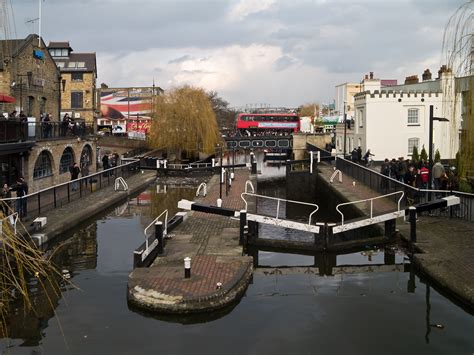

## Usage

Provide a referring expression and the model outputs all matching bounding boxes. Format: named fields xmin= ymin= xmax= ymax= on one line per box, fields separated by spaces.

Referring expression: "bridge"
xmin=223 ymin=134 xmax=292 ymax=150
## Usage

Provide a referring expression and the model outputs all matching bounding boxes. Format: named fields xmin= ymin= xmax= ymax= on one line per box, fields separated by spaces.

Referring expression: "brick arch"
xmin=80 ymin=144 xmax=93 ymax=167
xmin=59 ymin=146 xmax=76 ymax=174
xmin=32 ymin=150 xmax=55 ymax=180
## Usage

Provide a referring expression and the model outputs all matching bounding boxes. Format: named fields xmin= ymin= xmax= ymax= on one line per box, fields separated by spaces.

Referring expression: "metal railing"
xmin=196 ymin=183 xmax=207 ymax=197
xmin=245 ymin=180 xmax=255 ymax=193
xmin=335 ymin=156 xmax=474 ymax=222
xmin=336 ymin=191 xmax=404 ymax=225
xmin=114 ymin=177 xmax=129 ymax=191
xmin=0 ymin=160 xmax=141 ymax=222
xmin=0 ymin=120 xmax=94 ymax=143
xmin=0 ymin=212 xmax=19 ymax=235
xmin=241 ymin=192 xmax=319 ymax=225
xmin=144 ymin=209 xmax=168 ymax=240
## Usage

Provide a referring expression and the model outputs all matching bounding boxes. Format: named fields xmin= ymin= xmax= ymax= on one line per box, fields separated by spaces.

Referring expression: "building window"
xmin=27 ymin=96 xmax=34 ymax=117
xmin=71 ymin=92 xmax=83 ymax=109
xmin=59 ymin=147 xmax=75 ymax=174
xmin=33 ymin=151 xmax=53 ymax=179
xmin=407 ymin=108 xmax=419 ymax=125
xmin=71 ymin=72 xmax=83 ymax=81
xmin=40 ymin=97 xmax=46 ymax=114
xmin=61 ymin=49 xmax=68 ymax=56
xmin=408 ymin=137 xmax=420 ymax=155
xmin=358 ymin=109 xmax=363 ymax=128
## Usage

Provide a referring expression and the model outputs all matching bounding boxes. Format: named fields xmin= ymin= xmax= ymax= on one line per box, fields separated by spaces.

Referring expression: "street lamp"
xmin=343 ymin=101 xmax=347 ymax=157
xmin=428 ymin=104 xmax=449 ymax=190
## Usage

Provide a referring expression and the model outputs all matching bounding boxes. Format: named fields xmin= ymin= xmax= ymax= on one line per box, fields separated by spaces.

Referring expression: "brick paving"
xmin=128 ymin=169 xmax=254 ymax=313
xmin=319 ymin=162 xmax=474 ymax=308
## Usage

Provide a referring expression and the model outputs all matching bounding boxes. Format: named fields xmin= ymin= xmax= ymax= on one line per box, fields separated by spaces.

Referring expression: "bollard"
xmin=310 ymin=151 xmax=314 ymax=174
xmin=231 ymin=172 xmax=235 ymax=180
xmin=163 ymin=160 xmax=167 ymax=169
xmin=239 ymin=210 xmax=247 ymax=245
xmin=184 ymin=257 xmax=191 ymax=278
xmin=212 ymin=158 xmax=215 ymax=167
xmin=155 ymin=221 xmax=164 ymax=254
xmin=217 ymin=198 xmax=222 ymax=207
xmin=409 ymin=206 xmax=417 ymax=244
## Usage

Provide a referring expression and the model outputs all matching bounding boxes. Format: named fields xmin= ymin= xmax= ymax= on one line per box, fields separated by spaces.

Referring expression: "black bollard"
xmin=155 ymin=221 xmax=164 ymax=254
xmin=184 ymin=257 xmax=191 ymax=279
xmin=409 ymin=206 xmax=417 ymax=244
xmin=239 ymin=210 xmax=247 ymax=246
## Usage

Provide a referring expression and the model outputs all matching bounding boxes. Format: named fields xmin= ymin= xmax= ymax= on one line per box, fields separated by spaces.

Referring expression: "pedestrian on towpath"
xmin=70 ymin=163 xmax=81 ymax=191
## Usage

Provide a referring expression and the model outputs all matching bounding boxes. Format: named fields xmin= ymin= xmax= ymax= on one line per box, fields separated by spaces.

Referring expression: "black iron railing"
xmin=1 ymin=160 xmax=141 ymax=222
xmin=0 ymin=120 xmax=94 ymax=143
xmin=335 ymin=156 xmax=474 ymax=222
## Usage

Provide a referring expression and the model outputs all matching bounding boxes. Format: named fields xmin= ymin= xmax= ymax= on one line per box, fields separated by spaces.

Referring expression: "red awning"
xmin=0 ymin=94 xmax=16 ymax=103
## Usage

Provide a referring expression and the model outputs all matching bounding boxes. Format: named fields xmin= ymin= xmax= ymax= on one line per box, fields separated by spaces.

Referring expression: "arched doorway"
xmin=80 ymin=144 xmax=93 ymax=168
xmin=59 ymin=147 xmax=75 ymax=174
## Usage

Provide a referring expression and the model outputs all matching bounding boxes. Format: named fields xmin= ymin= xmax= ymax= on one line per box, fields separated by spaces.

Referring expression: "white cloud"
xmin=228 ymin=0 xmax=277 ymax=21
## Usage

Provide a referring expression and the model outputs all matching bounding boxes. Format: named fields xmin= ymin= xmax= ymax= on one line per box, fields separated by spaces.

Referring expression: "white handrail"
xmin=1 ymin=212 xmax=19 ymax=235
xmin=143 ymin=209 xmax=168 ymax=251
xmin=330 ymin=169 xmax=342 ymax=183
xmin=245 ymin=180 xmax=255 ymax=193
xmin=196 ymin=183 xmax=207 ymax=197
xmin=241 ymin=192 xmax=319 ymax=225
xmin=114 ymin=177 xmax=128 ymax=191
xmin=335 ymin=191 xmax=405 ymax=225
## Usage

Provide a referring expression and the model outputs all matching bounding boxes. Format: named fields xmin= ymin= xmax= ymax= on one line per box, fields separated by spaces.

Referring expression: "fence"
xmin=1 ymin=160 xmax=141 ymax=223
xmin=335 ymin=156 xmax=474 ymax=222
xmin=0 ymin=120 xmax=94 ymax=143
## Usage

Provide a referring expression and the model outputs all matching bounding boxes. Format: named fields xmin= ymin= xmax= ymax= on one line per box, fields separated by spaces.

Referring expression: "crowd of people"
xmin=225 ymin=129 xmax=294 ymax=138
xmin=378 ymin=157 xmax=458 ymax=191
xmin=0 ymin=177 xmax=28 ymax=218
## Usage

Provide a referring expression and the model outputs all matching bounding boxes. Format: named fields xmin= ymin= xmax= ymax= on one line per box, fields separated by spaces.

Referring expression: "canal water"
xmin=1 ymin=156 xmax=473 ymax=355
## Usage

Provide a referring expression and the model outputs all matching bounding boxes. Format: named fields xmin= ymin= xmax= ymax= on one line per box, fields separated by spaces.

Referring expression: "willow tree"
xmin=149 ymin=86 xmax=221 ymax=159
xmin=442 ymin=1 xmax=474 ymax=186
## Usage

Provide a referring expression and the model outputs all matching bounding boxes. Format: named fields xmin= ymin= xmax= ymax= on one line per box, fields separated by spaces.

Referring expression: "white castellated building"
xmin=335 ymin=67 xmax=465 ymax=161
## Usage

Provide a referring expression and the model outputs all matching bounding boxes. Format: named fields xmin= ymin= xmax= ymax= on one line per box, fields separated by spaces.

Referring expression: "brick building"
xmin=0 ymin=34 xmax=61 ymax=119
xmin=0 ymin=35 xmax=96 ymax=191
xmin=47 ymin=42 xmax=97 ymax=125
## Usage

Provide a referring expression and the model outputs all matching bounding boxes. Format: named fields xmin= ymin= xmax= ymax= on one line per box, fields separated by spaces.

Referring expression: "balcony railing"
xmin=0 ymin=120 xmax=94 ymax=143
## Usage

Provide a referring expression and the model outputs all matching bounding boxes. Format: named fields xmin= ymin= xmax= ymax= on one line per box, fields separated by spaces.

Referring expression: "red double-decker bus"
xmin=236 ymin=112 xmax=300 ymax=133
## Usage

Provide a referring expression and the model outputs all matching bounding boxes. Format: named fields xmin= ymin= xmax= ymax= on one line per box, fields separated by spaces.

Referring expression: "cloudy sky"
xmin=9 ymin=0 xmax=465 ymax=107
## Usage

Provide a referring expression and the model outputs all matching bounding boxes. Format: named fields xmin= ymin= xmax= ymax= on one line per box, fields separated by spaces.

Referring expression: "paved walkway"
xmin=319 ymin=162 xmax=474 ymax=309
xmin=23 ymin=170 xmax=157 ymax=246
xmin=128 ymin=169 xmax=253 ymax=314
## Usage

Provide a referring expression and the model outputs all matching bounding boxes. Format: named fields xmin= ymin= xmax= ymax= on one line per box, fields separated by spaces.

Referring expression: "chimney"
xmin=369 ymin=72 xmax=374 ymax=79
xmin=404 ymin=75 xmax=419 ymax=85
xmin=437 ymin=64 xmax=451 ymax=78
xmin=422 ymin=69 xmax=432 ymax=81
xmin=364 ymin=74 xmax=369 ymax=80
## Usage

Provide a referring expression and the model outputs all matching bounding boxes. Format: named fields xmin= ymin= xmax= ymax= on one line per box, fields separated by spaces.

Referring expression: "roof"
xmin=48 ymin=41 xmax=72 ymax=50
xmin=54 ymin=52 xmax=97 ymax=73
xmin=0 ymin=34 xmax=53 ymax=70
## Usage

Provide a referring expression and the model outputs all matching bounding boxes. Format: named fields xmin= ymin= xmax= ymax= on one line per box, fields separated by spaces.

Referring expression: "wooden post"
xmin=384 ymin=219 xmax=396 ymax=238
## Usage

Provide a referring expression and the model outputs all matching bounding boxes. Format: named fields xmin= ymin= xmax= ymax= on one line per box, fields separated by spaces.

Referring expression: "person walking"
xmin=69 ymin=163 xmax=81 ymax=191
xmin=432 ymin=161 xmax=445 ymax=190
xmin=363 ymin=149 xmax=374 ymax=166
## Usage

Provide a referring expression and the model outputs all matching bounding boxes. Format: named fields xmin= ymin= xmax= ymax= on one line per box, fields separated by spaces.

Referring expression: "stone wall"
xmin=26 ymin=138 xmax=97 ymax=192
xmin=292 ymin=133 xmax=332 ymax=160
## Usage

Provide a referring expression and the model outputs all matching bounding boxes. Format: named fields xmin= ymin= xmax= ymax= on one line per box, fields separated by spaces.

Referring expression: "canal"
xmin=1 ymin=156 xmax=473 ymax=354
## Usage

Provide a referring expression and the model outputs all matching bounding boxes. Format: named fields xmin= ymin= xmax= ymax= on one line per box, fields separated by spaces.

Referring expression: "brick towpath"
xmin=128 ymin=169 xmax=253 ymax=314
xmin=319 ymin=162 xmax=474 ymax=309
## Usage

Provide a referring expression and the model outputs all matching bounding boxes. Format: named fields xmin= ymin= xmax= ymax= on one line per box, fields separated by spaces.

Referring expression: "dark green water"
xmin=1 ymin=161 xmax=472 ymax=355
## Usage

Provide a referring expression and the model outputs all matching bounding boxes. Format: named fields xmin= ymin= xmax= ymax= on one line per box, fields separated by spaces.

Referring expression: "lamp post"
xmin=428 ymin=104 xmax=449 ymax=190
xmin=343 ymin=101 xmax=347 ymax=157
